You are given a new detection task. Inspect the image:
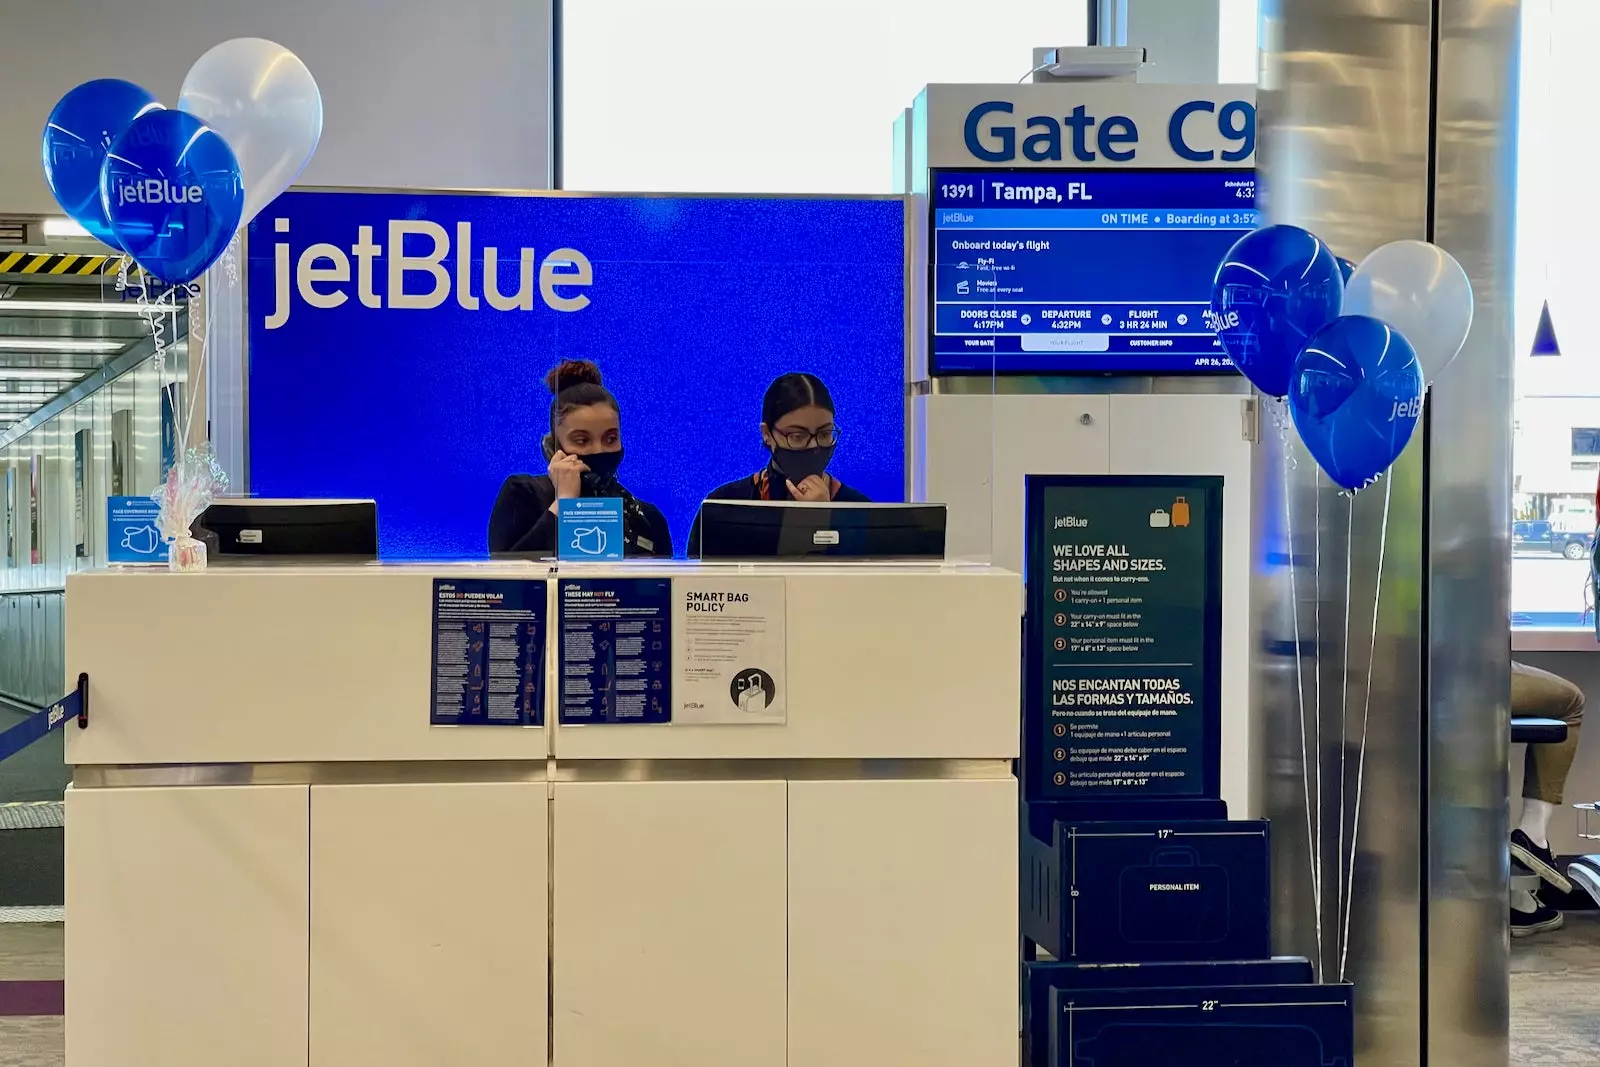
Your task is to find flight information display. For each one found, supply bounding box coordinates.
[930,168,1260,375]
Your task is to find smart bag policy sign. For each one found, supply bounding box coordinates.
[246,192,906,560]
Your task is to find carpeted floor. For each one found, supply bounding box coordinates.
[1511,909,1600,1064]
[0,917,1595,1065]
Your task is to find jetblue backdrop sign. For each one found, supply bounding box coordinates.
[922,83,1257,169]
[246,191,906,560]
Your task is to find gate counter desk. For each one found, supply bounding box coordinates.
[62,559,1020,1067]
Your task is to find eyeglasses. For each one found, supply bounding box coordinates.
[773,425,839,449]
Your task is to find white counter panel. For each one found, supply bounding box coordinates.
[65,566,551,765]
[552,568,1020,760]
[65,784,309,1067]
[787,777,1018,1067]
[552,780,787,1067]
[310,781,549,1067]
[913,392,1113,570]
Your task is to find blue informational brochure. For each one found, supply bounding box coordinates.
[428,578,546,727]
[558,578,672,724]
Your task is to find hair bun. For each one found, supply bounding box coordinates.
[546,359,602,394]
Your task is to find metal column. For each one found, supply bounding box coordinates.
[1252,2,1517,1066]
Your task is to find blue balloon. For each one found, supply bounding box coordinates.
[1337,256,1357,283]
[101,109,243,284]
[41,79,161,249]
[1288,315,1423,492]
[1208,225,1345,398]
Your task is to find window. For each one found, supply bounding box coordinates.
[560,0,1087,194]
[1218,0,1261,84]
[1512,0,1600,631]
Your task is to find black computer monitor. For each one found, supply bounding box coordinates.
[696,501,946,561]
[194,498,378,558]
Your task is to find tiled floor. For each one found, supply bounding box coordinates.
[0,917,1595,1065]
[0,922,63,1067]
[1510,910,1600,1064]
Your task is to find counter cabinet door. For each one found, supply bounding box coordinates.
[309,781,549,1067]
[551,779,787,1067]
[787,777,1018,1067]
[65,784,310,1067]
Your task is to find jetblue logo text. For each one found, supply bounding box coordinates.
[1202,309,1240,332]
[117,179,205,207]
[962,100,1255,164]
[264,218,594,330]
[1390,397,1423,421]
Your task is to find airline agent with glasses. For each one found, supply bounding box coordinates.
[687,372,869,555]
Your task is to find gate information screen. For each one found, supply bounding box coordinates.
[930,168,1259,375]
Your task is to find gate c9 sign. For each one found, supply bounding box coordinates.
[962,99,1255,165]
[919,84,1257,170]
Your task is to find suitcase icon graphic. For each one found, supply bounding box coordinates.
[1148,509,1170,528]
[1117,846,1230,944]
[1171,496,1190,527]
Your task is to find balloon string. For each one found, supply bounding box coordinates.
[1334,491,1354,978]
[1278,404,1321,979]
[183,280,208,450]
[1312,467,1324,979]
[1341,472,1392,983]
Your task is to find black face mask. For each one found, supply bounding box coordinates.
[577,447,624,490]
[770,444,835,485]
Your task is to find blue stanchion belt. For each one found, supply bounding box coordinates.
[0,673,88,763]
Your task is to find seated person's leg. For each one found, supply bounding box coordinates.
[1511,660,1585,890]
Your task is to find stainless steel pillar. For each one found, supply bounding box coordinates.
[1252,2,1517,1066]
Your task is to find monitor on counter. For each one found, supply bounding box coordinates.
[697,501,946,561]
[929,167,1260,376]
[193,498,378,559]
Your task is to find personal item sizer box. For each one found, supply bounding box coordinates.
[1022,818,1270,962]
[1022,957,1314,1067]
[1049,982,1353,1067]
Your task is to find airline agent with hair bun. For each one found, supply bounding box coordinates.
[488,359,673,557]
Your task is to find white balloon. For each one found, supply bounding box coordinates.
[1343,239,1474,384]
[179,38,323,227]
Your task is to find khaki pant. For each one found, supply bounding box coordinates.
[1512,660,1586,804]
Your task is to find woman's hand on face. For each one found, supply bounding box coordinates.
[786,475,832,502]
[549,450,588,500]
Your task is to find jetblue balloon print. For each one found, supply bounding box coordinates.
[101,109,244,284]
[41,78,161,250]
[1288,315,1423,492]
[1207,225,1344,398]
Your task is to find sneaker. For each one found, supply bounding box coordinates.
[1511,829,1574,894]
[1511,900,1565,937]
